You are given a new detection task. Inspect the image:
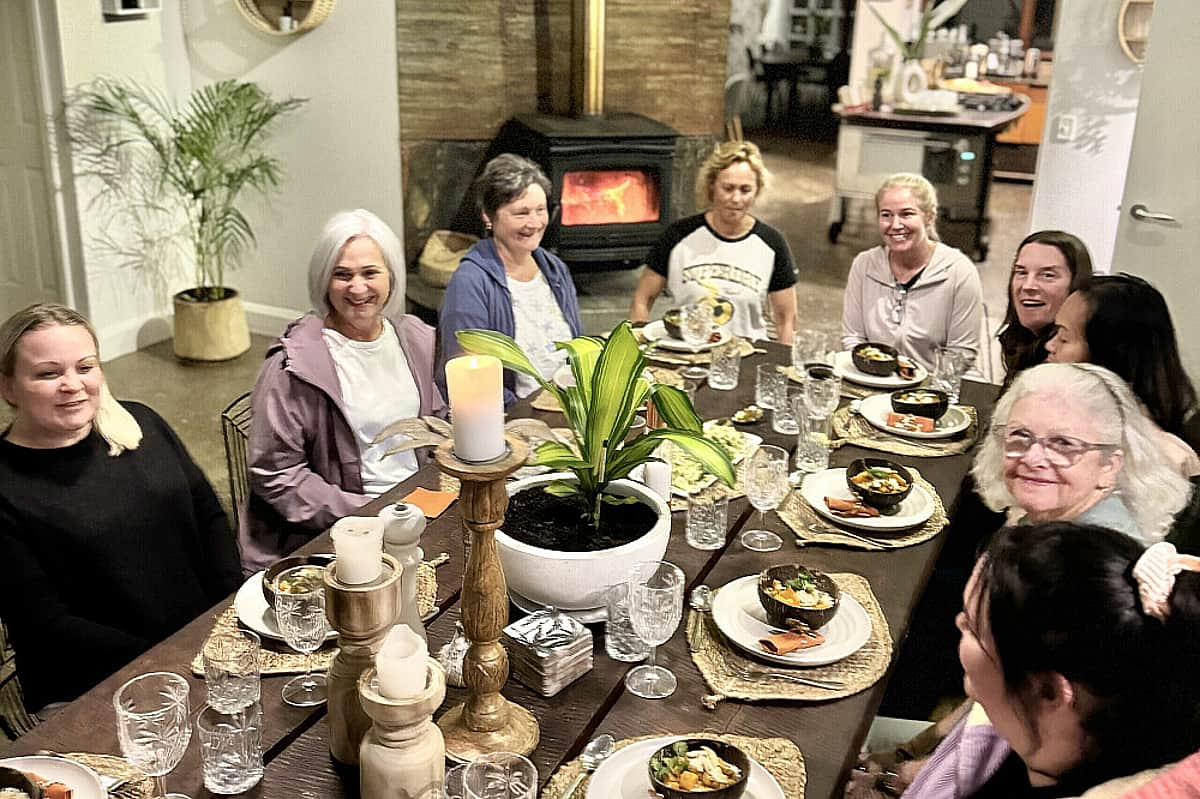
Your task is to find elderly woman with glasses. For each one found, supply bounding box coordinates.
[972,362,1191,544]
[841,173,983,374]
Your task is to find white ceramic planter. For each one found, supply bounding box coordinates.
[498,473,671,611]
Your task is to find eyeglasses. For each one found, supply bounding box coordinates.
[889,283,908,325]
[1000,428,1117,467]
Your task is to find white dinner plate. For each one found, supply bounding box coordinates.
[585,736,786,799]
[0,756,107,799]
[670,425,761,497]
[833,350,927,388]
[710,575,872,666]
[800,468,935,531]
[858,393,971,439]
[642,320,732,353]
[235,572,338,642]
[554,364,654,390]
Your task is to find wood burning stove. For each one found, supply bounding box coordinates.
[495,112,678,268]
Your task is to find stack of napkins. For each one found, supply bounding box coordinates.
[502,609,593,697]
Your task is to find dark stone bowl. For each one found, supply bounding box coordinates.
[648,738,751,799]
[0,766,40,799]
[663,308,684,340]
[757,564,841,631]
[851,342,899,377]
[262,553,335,610]
[890,387,950,420]
[845,458,914,509]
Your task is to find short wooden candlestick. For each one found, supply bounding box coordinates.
[433,434,539,761]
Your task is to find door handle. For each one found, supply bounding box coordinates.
[1130,204,1177,223]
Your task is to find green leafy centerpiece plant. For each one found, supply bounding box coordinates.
[455,321,736,611]
[65,77,305,360]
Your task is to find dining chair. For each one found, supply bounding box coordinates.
[220,391,253,513]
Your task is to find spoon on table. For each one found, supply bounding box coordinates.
[560,733,616,799]
[687,585,715,652]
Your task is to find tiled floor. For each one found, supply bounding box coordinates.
[32,130,1029,517]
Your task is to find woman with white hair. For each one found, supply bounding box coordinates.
[972,362,1190,544]
[241,209,445,572]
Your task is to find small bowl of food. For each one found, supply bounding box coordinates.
[662,308,684,340]
[648,738,750,799]
[851,342,899,377]
[757,564,841,631]
[262,553,335,610]
[846,458,914,510]
[0,767,40,799]
[890,387,949,420]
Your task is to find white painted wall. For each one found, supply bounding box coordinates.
[1027,0,1142,272]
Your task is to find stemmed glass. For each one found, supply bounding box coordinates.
[276,585,330,707]
[741,444,790,552]
[678,302,714,381]
[624,560,686,699]
[114,671,193,799]
[462,752,538,799]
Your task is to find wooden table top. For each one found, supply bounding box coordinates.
[4,343,999,799]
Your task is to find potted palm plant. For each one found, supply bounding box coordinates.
[455,322,736,612]
[65,77,305,360]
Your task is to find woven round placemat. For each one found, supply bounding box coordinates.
[66,752,154,799]
[689,573,892,708]
[778,468,948,551]
[831,404,979,458]
[191,560,440,677]
[541,732,806,799]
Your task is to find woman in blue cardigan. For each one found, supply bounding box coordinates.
[437,154,582,407]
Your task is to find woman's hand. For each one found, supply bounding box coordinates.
[629,268,667,322]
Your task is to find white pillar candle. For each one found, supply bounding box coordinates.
[375,624,429,699]
[644,460,672,503]
[445,355,505,463]
[330,516,384,585]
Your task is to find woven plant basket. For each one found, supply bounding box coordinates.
[235,0,336,36]
[418,230,478,288]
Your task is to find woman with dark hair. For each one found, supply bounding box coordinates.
[438,153,583,407]
[997,230,1092,386]
[902,522,1200,797]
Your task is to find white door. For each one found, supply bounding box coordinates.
[0,0,63,317]
[1112,1,1200,379]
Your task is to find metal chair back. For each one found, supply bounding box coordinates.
[220,391,253,512]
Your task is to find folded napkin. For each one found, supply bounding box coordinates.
[403,486,457,519]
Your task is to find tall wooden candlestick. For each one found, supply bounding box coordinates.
[433,434,538,761]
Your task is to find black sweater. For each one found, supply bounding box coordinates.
[0,401,241,710]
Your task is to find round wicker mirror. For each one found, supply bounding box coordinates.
[235,0,335,36]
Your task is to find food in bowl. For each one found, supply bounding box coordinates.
[275,565,325,594]
[851,343,900,376]
[262,553,335,609]
[649,739,749,798]
[891,387,949,420]
[845,458,915,509]
[757,564,842,630]
[850,466,909,493]
[663,308,684,340]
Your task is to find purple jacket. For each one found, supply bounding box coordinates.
[239,313,446,573]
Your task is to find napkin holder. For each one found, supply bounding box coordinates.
[502,609,593,697]
[358,659,446,799]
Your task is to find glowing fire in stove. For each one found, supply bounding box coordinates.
[560,169,660,226]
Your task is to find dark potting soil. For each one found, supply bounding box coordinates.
[504,486,658,552]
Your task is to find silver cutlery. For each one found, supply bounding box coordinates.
[560,733,615,799]
[723,659,845,690]
[797,522,892,549]
[687,585,715,653]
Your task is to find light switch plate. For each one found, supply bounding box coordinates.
[1055,114,1078,142]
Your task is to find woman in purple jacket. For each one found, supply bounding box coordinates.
[241,209,445,572]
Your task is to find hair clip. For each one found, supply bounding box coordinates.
[1132,541,1200,622]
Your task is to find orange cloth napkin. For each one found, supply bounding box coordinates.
[403,486,458,519]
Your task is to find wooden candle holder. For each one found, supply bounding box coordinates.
[433,434,538,761]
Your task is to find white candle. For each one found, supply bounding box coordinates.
[376,624,428,699]
[644,460,672,503]
[330,516,384,585]
[445,355,505,462]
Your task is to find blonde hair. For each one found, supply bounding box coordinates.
[876,173,940,242]
[0,303,141,455]
[972,362,1190,540]
[696,140,769,207]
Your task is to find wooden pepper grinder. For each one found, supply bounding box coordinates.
[358,660,446,799]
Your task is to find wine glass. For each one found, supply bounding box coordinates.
[741,444,790,552]
[462,752,538,799]
[624,560,686,699]
[114,671,193,799]
[275,585,329,707]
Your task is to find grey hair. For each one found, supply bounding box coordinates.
[972,362,1190,540]
[876,173,940,242]
[307,209,405,318]
[474,154,552,221]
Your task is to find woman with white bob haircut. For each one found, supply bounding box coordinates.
[972,362,1190,544]
[241,209,445,572]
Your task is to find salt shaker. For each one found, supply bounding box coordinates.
[379,502,428,642]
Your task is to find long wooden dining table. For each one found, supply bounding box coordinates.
[3,342,998,799]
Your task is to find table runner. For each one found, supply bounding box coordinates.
[831,404,979,458]
[688,573,891,708]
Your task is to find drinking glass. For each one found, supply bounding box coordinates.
[793,400,833,477]
[791,329,831,378]
[755,364,786,410]
[708,340,742,390]
[686,492,729,550]
[114,671,193,799]
[275,586,329,707]
[196,703,264,794]
[625,560,686,699]
[678,302,714,349]
[463,752,538,799]
[201,629,261,713]
[442,764,467,799]
[741,444,790,552]
[772,386,801,435]
[933,346,973,404]
[804,364,842,417]
[604,582,651,662]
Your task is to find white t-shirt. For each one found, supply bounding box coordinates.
[322,323,420,497]
[507,270,573,398]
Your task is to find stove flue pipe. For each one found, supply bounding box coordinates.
[572,0,605,117]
